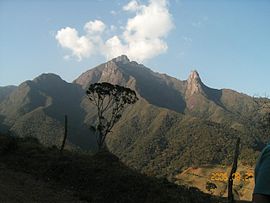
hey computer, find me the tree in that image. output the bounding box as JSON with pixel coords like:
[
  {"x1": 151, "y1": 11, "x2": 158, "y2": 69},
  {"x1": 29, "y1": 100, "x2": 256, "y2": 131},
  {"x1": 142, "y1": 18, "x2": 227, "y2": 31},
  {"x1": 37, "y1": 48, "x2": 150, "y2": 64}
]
[
  {"x1": 86, "y1": 82, "x2": 138, "y2": 150},
  {"x1": 60, "y1": 115, "x2": 68, "y2": 152}
]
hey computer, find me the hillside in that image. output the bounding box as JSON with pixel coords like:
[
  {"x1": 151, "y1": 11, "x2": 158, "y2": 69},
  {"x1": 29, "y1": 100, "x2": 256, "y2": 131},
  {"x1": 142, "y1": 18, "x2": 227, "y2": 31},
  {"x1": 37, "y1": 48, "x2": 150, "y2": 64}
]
[
  {"x1": 107, "y1": 108, "x2": 260, "y2": 177},
  {"x1": 0, "y1": 133, "x2": 219, "y2": 203},
  {"x1": 0, "y1": 55, "x2": 269, "y2": 188},
  {"x1": 74, "y1": 55, "x2": 268, "y2": 175},
  {"x1": 175, "y1": 164, "x2": 254, "y2": 201},
  {"x1": 0, "y1": 74, "x2": 96, "y2": 149},
  {"x1": 0, "y1": 85, "x2": 17, "y2": 102}
]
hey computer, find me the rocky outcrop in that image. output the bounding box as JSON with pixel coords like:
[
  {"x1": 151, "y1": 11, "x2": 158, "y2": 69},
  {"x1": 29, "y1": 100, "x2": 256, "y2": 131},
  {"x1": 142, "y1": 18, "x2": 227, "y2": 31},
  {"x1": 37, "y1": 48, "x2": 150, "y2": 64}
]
[{"x1": 185, "y1": 70, "x2": 204, "y2": 97}]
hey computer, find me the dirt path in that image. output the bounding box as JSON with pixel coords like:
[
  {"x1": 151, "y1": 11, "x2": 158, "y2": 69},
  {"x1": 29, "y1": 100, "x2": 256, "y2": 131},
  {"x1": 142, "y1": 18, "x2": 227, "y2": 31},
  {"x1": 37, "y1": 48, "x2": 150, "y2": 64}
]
[{"x1": 0, "y1": 163, "x2": 86, "y2": 203}]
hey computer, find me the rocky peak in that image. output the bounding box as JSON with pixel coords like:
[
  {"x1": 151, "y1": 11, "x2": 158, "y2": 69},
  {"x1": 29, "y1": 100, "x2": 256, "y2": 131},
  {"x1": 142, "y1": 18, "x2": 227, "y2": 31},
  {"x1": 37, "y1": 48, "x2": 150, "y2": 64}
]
[
  {"x1": 112, "y1": 55, "x2": 130, "y2": 64},
  {"x1": 186, "y1": 70, "x2": 203, "y2": 96},
  {"x1": 101, "y1": 60, "x2": 127, "y2": 86},
  {"x1": 188, "y1": 70, "x2": 201, "y2": 83},
  {"x1": 74, "y1": 56, "x2": 131, "y2": 89}
]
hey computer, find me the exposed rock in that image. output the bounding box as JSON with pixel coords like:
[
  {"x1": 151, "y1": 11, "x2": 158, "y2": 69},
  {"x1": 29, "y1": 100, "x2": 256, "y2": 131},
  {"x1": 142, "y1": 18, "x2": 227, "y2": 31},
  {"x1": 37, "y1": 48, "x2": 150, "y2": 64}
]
[
  {"x1": 185, "y1": 70, "x2": 203, "y2": 97},
  {"x1": 73, "y1": 68, "x2": 104, "y2": 89},
  {"x1": 112, "y1": 55, "x2": 130, "y2": 64},
  {"x1": 100, "y1": 61, "x2": 127, "y2": 85}
]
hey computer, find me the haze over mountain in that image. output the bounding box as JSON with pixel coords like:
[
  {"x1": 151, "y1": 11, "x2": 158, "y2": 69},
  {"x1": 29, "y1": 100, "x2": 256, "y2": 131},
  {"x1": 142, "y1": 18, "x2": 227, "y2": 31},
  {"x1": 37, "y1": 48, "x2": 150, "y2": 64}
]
[{"x1": 0, "y1": 55, "x2": 269, "y2": 179}]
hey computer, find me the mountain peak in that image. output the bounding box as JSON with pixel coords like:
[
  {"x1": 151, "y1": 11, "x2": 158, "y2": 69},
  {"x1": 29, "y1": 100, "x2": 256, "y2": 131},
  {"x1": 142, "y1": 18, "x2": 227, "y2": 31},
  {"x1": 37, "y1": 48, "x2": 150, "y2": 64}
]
[
  {"x1": 112, "y1": 55, "x2": 130, "y2": 64},
  {"x1": 188, "y1": 70, "x2": 200, "y2": 81},
  {"x1": 33, "y1": 73, "x2": 62, "y2": 83},
  {"x1": 186, "y1": 70, "x2": 203, "y2": 96}
]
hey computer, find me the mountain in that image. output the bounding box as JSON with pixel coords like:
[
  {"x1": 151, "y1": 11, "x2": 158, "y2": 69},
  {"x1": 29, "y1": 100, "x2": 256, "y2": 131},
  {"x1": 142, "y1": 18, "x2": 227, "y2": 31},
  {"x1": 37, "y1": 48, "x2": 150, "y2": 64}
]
[
  {"x1": 0, "y1": 74, "x2": 95, "y2": 149},
  {"x1": 0, "y1": 85, "x2": 17, "y2": 132},
  {"x1": 74, "y1": 55, "x2": 259, "y2": 128},
  {"x1": 74, "y1": 55, "x2": 266, "y2": 168},
  {"x1": 0, "y1": 85, "x2": 17, "y2": 102},
  {"x1": 0, "y1": 55, "x2": 269, "y2": 181},
  {"x1": 74, "y1": 55, "x2": 187, "y2": 113}
]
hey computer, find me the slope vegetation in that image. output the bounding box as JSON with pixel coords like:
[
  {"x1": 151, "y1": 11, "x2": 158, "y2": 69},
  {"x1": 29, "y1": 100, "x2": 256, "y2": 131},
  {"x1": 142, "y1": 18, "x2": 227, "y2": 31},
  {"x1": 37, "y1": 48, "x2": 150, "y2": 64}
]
[
  {"x1": 0, "y1": 55, "x2": 269, "y2": 182},
  {"x1": 0, "y1": 133, "x2": 219, "y2": 203}
]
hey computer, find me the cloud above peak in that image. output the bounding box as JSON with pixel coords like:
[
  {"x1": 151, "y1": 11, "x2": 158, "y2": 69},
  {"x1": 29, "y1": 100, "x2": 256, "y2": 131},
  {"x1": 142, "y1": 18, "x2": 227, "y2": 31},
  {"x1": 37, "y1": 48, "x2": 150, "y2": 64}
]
[
  {"x1": 55, "y1": 0, "x2": 174, "y2": 62},
  {"x1": 55, "y1": 27, "x2": 93, "y2": 61}
]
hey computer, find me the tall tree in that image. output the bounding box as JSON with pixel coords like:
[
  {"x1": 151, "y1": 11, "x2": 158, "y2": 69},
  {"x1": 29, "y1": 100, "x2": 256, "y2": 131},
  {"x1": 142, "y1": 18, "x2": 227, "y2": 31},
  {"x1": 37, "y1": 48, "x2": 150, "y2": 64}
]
[
  {"x1": 60, "y1": 115, "x2": 68, "y2": 152},
  {"x1": 86, "y1": 82, "x2": 138, "y2": 150}
]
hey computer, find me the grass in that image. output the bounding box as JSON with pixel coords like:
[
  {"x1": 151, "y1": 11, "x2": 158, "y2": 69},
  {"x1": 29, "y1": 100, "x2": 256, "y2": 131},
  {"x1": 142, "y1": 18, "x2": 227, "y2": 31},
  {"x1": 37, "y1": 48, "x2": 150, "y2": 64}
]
[{"x1": 0, "y1": 133, "x2": 222, "y2": 203}]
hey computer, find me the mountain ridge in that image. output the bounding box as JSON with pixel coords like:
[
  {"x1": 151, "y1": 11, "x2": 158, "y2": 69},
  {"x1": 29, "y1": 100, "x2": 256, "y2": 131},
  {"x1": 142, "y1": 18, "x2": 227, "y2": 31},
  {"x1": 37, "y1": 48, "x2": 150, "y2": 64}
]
[{"x1": 0, "y1": 55, "x2": 269, "y2": 182}]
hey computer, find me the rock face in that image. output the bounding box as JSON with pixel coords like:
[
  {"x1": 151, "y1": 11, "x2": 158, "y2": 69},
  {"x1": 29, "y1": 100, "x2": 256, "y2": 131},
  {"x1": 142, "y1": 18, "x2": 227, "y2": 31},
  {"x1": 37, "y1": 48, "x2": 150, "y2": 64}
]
[
  {"x1": 112, "y1": 55, "x2": 130, "y2": 64},
  {"x1": 73, "y1": 66, "x2": 105, "y2": 89},
  {"x1": 100, "y1": 60, "x2": 128, "y2": 86},
  {"x1": 185, "y1": 70, "x2": 203, "y2": 97},
  {"x1": 74, "y1": 55, "x2": 131, "y2": 89},
  {"x1": 74, "y1": 55, "x2": 187, "y2": 112}
]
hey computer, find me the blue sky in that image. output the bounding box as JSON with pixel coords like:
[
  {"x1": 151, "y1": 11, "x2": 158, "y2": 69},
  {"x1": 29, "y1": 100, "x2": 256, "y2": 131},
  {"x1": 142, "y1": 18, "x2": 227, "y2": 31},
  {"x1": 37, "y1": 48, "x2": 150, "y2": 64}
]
[{"x1": 0, "y1": 0, "x2": 270, "y2": 96}]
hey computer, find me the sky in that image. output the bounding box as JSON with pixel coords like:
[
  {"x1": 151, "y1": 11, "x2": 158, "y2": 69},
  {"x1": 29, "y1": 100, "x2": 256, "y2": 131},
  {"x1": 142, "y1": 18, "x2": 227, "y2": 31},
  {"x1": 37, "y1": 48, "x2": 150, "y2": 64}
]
[{"x1": 0, "y1": 0, "x2": 270, "y2": 97}]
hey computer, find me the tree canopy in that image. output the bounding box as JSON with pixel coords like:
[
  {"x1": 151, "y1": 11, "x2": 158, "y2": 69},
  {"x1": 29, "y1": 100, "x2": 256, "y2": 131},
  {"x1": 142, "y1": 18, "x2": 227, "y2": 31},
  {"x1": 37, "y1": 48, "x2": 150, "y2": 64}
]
[{"x1": 86, "y1": 82, "x2": 138, "y2": 150}]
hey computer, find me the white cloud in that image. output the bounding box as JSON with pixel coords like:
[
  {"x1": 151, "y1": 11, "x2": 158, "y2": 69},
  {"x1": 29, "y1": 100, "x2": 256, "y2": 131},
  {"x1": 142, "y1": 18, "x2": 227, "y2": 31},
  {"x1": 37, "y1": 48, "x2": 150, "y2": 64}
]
[
  {"x1": 84, "y1": 20, "x2": 106, "y2": 34},
  {"x1": 107, "y1": 0, "x2": 173, "y2": 62},
  {"x1": 123, "y1": 0, "x2": 141, "y2": 12},
  {"x1": 55, "y1": 27, "x2": 94, "y2": 61},
  {"x1": 55, "y1": 0, "x2": 174, "y2": 62},
  {"x1": 104, "y1": 36, "x2": 126, "y2": 59}
]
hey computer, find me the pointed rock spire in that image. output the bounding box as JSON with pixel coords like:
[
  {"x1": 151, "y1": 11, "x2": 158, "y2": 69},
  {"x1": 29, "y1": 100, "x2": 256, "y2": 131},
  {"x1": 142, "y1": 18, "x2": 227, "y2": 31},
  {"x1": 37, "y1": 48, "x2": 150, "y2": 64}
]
[
  {"x1": 188, "y1": 70, "x2": 201, "y2": 83},
  {"x1": 186, "y1": 70, "x2": 203, "y2": 96}
]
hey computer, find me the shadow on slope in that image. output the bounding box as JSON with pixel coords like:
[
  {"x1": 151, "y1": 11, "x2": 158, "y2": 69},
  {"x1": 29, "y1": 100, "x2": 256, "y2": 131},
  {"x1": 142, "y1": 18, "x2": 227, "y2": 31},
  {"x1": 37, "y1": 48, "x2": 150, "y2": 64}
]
[
  {"x1": 0, "y1": 133, "x2": 220, "y2": 203},
  {"x1": 117, "y1": 61, "x2": 186, "y2": 113},
  {"x1": 0, "y1": 115, "x2": 10, "y2": 134}
]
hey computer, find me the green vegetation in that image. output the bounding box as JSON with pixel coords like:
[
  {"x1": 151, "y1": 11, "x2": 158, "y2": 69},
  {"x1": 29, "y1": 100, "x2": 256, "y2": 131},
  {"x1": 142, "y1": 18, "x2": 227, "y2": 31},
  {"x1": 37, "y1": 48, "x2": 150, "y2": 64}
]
[
  {"x1": 107, "y1": 100, "x2": 261, "y2": 178},
  {"x1": 0, "y1": 133, "x2": 220, "y2": 203},
  {"x1": 0, "y1": 56, "x2": 270, "y2": 185}
]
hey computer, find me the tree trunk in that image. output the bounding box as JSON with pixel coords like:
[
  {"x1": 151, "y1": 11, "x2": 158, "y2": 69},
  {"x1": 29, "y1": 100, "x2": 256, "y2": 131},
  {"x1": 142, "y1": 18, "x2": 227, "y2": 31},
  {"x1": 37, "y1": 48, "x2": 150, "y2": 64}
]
[
  {"x1": 60, "y1": 115, "x2": 68, "y2": 152},
  {"x1": 98, "y1": 135, "x2": 107, "y2": 151},
  {"x1": 228, "y1": 137, "x2": 240, "y2": 203}
]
